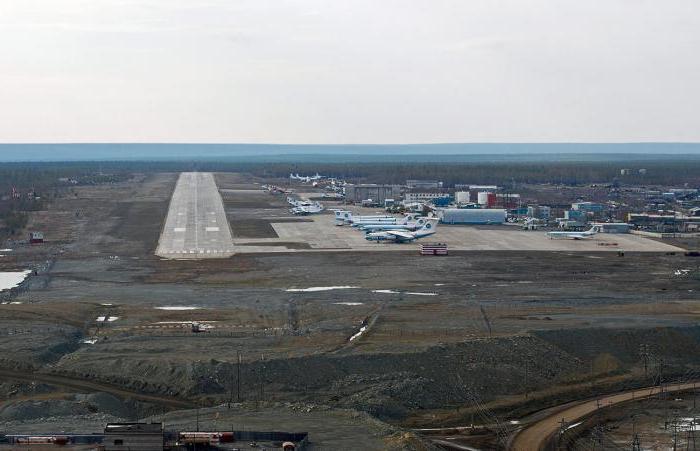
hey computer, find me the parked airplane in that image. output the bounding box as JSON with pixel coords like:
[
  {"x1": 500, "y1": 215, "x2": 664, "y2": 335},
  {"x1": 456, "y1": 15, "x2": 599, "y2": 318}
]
[
  {"x1": 358, "y1": 217, "x2": 430, "y2": 232},
  {"x1": 291, "y1": 204, "x2": 323, "y2": 215},
  {"x1": 289, "y1": 173, "x2": 323, "y2": 183},
  {"x1": 547, "y1": 226, "x2": 600, "y2": 240},
  {"x1": 365, "y1": 219, "x2": 438, "y2": 243},
  {"x1": 288, "y1": 196, "x2": 324, "y2": 215},
  {"x1": 335, "y1": 211, "x2": 423, "y2": 226},
  {"x1": 334, "y1": 210, "x2": 393, "y2": 225}
]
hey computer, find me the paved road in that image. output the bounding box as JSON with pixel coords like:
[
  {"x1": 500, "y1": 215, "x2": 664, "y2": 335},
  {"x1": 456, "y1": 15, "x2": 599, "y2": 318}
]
[
  {"x1": 510, "y1": 381, "x2": 700, "y2": 450},
  {"x1": 156, "y1": 172, "x2": 234, "y2": 259}
]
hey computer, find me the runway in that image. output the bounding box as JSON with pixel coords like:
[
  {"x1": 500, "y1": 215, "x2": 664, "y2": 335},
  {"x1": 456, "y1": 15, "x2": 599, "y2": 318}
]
[{"x1": 156, "y1": 172, "x2": 234, "y2": 259}]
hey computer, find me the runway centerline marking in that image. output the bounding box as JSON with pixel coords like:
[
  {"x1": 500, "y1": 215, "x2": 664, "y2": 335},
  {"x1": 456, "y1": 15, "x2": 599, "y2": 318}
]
[{"x1": 155, "y1": 172, "x2": 234, "y2": 259}]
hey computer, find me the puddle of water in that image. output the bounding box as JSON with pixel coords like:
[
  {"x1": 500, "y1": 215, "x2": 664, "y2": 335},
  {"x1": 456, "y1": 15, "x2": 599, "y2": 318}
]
[{"x1": 286, "y1": 286, "x2": 360, "y2": 292}]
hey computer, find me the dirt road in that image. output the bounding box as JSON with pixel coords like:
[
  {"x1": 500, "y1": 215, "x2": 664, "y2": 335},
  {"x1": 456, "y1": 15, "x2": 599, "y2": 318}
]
[
  {"x1": 0, "y1": 369, "x2": 194, "y2": 409},
  {"x1": 509, "y1": 381, "x2": 700, "y2": 451}
]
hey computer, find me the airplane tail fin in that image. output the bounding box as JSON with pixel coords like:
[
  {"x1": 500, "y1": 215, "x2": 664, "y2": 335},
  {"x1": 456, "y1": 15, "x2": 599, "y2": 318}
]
[
  {"x1": 415, "y1": 219, "x2": 438, "y2": 236},
  {"x1": 413, "y1": 217, "x2": 428, "y2": 227},
  {"x1": 335, "y1": 210, "x2": 352, "y2": 223}
]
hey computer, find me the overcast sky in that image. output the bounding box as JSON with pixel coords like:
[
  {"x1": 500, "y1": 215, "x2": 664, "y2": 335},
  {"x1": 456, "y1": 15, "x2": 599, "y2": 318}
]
[{"x1": 0, "y1": 0, "x2": 698, "y2": 144}]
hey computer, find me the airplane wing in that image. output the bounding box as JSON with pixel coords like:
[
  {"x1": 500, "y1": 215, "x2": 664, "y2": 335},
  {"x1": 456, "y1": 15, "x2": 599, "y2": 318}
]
[{"x1": 386, "y1": 230, "x2": 415, "y2": 241}]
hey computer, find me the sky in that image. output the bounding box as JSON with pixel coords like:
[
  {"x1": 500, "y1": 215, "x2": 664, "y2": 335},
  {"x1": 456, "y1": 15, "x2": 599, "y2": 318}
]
[{"x1": 0, "y1": 0, "x2": 699, "y2": 144}]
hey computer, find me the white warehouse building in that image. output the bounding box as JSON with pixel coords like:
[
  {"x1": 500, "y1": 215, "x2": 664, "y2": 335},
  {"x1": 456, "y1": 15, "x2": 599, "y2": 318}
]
[
  {"x1": 455, "y1": 191, "x2": 470, "y2": 203},
  {"x1": 438, "y1": 208, "x2": 506, "y2": 224}
]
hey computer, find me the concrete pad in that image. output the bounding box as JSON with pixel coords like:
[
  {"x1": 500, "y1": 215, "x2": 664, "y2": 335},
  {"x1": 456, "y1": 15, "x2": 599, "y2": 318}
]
[{"x1": 232, "y1": 214, "x2": 684, "y2": 253}]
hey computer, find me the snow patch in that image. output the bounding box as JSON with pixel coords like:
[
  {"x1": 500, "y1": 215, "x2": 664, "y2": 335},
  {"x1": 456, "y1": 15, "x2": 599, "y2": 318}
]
[
  {"x1": 0, "y1": 270, "x2": 31, "y2": 291},
  {"x1": 406, "y1": 292, "x2": 439, "y2": 296},
  {"x1": 565, "y1": 421, "x2": 583, "y2": 431},
  {"x1": 334, "y1": 302, "x2": 364, "y2": 306},
  {"x1": 95, "y1": 316, "x2": 118, "y2": 322},
  {"x1": 286, "y1": 286, "x2": 359, "y2": 292},
  {"x1": 371, "y1": 289, "x2": 400, "y2": 294},
  {"x1": 155, "y1": 306, "x2": 203, "y2": 310},
  {"x1": 349, "y1": 326, "x2": 367, "y2": 342}
]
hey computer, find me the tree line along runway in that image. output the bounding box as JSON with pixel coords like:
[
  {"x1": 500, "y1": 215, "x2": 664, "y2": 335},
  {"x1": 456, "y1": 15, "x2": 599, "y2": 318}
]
[{"x1": 156, "y1": 172, "x2": 234, "y2": 259}]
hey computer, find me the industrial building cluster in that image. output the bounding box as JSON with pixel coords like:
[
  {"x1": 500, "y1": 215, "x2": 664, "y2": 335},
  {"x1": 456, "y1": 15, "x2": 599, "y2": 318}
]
[{"x1": 297, "y1": 173, "x2": 700, "y2": 236}]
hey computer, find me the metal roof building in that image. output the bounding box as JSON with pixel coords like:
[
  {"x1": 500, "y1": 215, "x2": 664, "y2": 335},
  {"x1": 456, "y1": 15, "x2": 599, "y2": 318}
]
[{"x1": 438, "y1": 208, "x2": 506, "y2": 224}]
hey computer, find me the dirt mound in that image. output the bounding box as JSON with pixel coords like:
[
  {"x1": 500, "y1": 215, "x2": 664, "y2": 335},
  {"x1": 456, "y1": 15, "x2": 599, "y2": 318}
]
[
  {"x1": 0, "y1": 392, "x2": 131, "y2": 422},
  {"x1": 535, "y1": 326, "x2": 700, "y2": 367}
]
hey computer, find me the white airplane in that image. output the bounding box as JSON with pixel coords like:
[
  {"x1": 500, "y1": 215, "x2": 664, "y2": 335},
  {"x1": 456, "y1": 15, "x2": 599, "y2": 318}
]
[
  {"x1": 336, "y1": 211, "x2": 422, "y2": 226},
  {"x1": 289, "y1": 173, "x2": 323, "y2": 183},
  {"x1": 358, "y1": 217, "x2": 430, "y2": 232},
  {"x1": 291, "y1": 204, "x2": 323, "y2": 215},
  {"x1": 288, "y1": 196, "x2": 324, "y2": 215},
  {"x1": 334, "y1": 210, "x2": 394, "y2": 225},
  {"x1": 365, "y1": 219, "x2": 438, "y2": 243},
  {"x1": 547, "y1": 226, "x2": 600, "y2": 240}
]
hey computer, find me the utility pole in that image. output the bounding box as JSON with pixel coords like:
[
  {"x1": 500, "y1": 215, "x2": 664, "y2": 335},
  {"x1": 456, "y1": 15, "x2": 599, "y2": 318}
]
[
  {"x1": 237, "y1": 350, "x2": 241, "y2": 402},
  {"x1": 632, "y1": 415, "x2": 641, "y2": 451},
  {"x1": 639, "y1": 343, "x2": 650, "y2": 378},
  {"x1": 594, "y1": 399, "x2": 604, "y2": 448},
  {"x1": 557, "y1": 417, "x2": 567, "y2": 449},
  {"x1": 228, "y1": 362, "x2": 234, "y2": 409},
  {"x1": 632, "y1": 433, "x2": 642, "y2": 451},
  {"x1": 524, "y1": 361, "x2": 529, "y2": 400},
  {"x1": 259, "y1": 354, "x2": 265, "y2": 402}
]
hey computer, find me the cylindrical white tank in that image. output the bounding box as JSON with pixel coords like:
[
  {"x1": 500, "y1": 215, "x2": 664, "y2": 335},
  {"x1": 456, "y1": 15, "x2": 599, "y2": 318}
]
[
  {"x1": 455, "y1": 191, "x2": 470, "y2": 203},
  {"x1": 477, "y1": 191, "x2": 491, "y2": 205}
]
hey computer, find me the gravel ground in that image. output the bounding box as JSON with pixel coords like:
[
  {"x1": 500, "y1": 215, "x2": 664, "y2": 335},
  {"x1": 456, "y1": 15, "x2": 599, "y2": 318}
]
[{"x1": 3, "y1": 172, "x2": 700, "y2": 443}]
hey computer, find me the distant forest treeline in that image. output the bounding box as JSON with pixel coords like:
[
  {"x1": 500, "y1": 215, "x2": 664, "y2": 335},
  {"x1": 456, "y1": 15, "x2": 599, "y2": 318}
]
[
  {"x1": 2, "y1": 160, "x2": 699, "y2": 188},
  {"x1": 245, "y1": 162, "x2": 700, "y2": 186}
]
